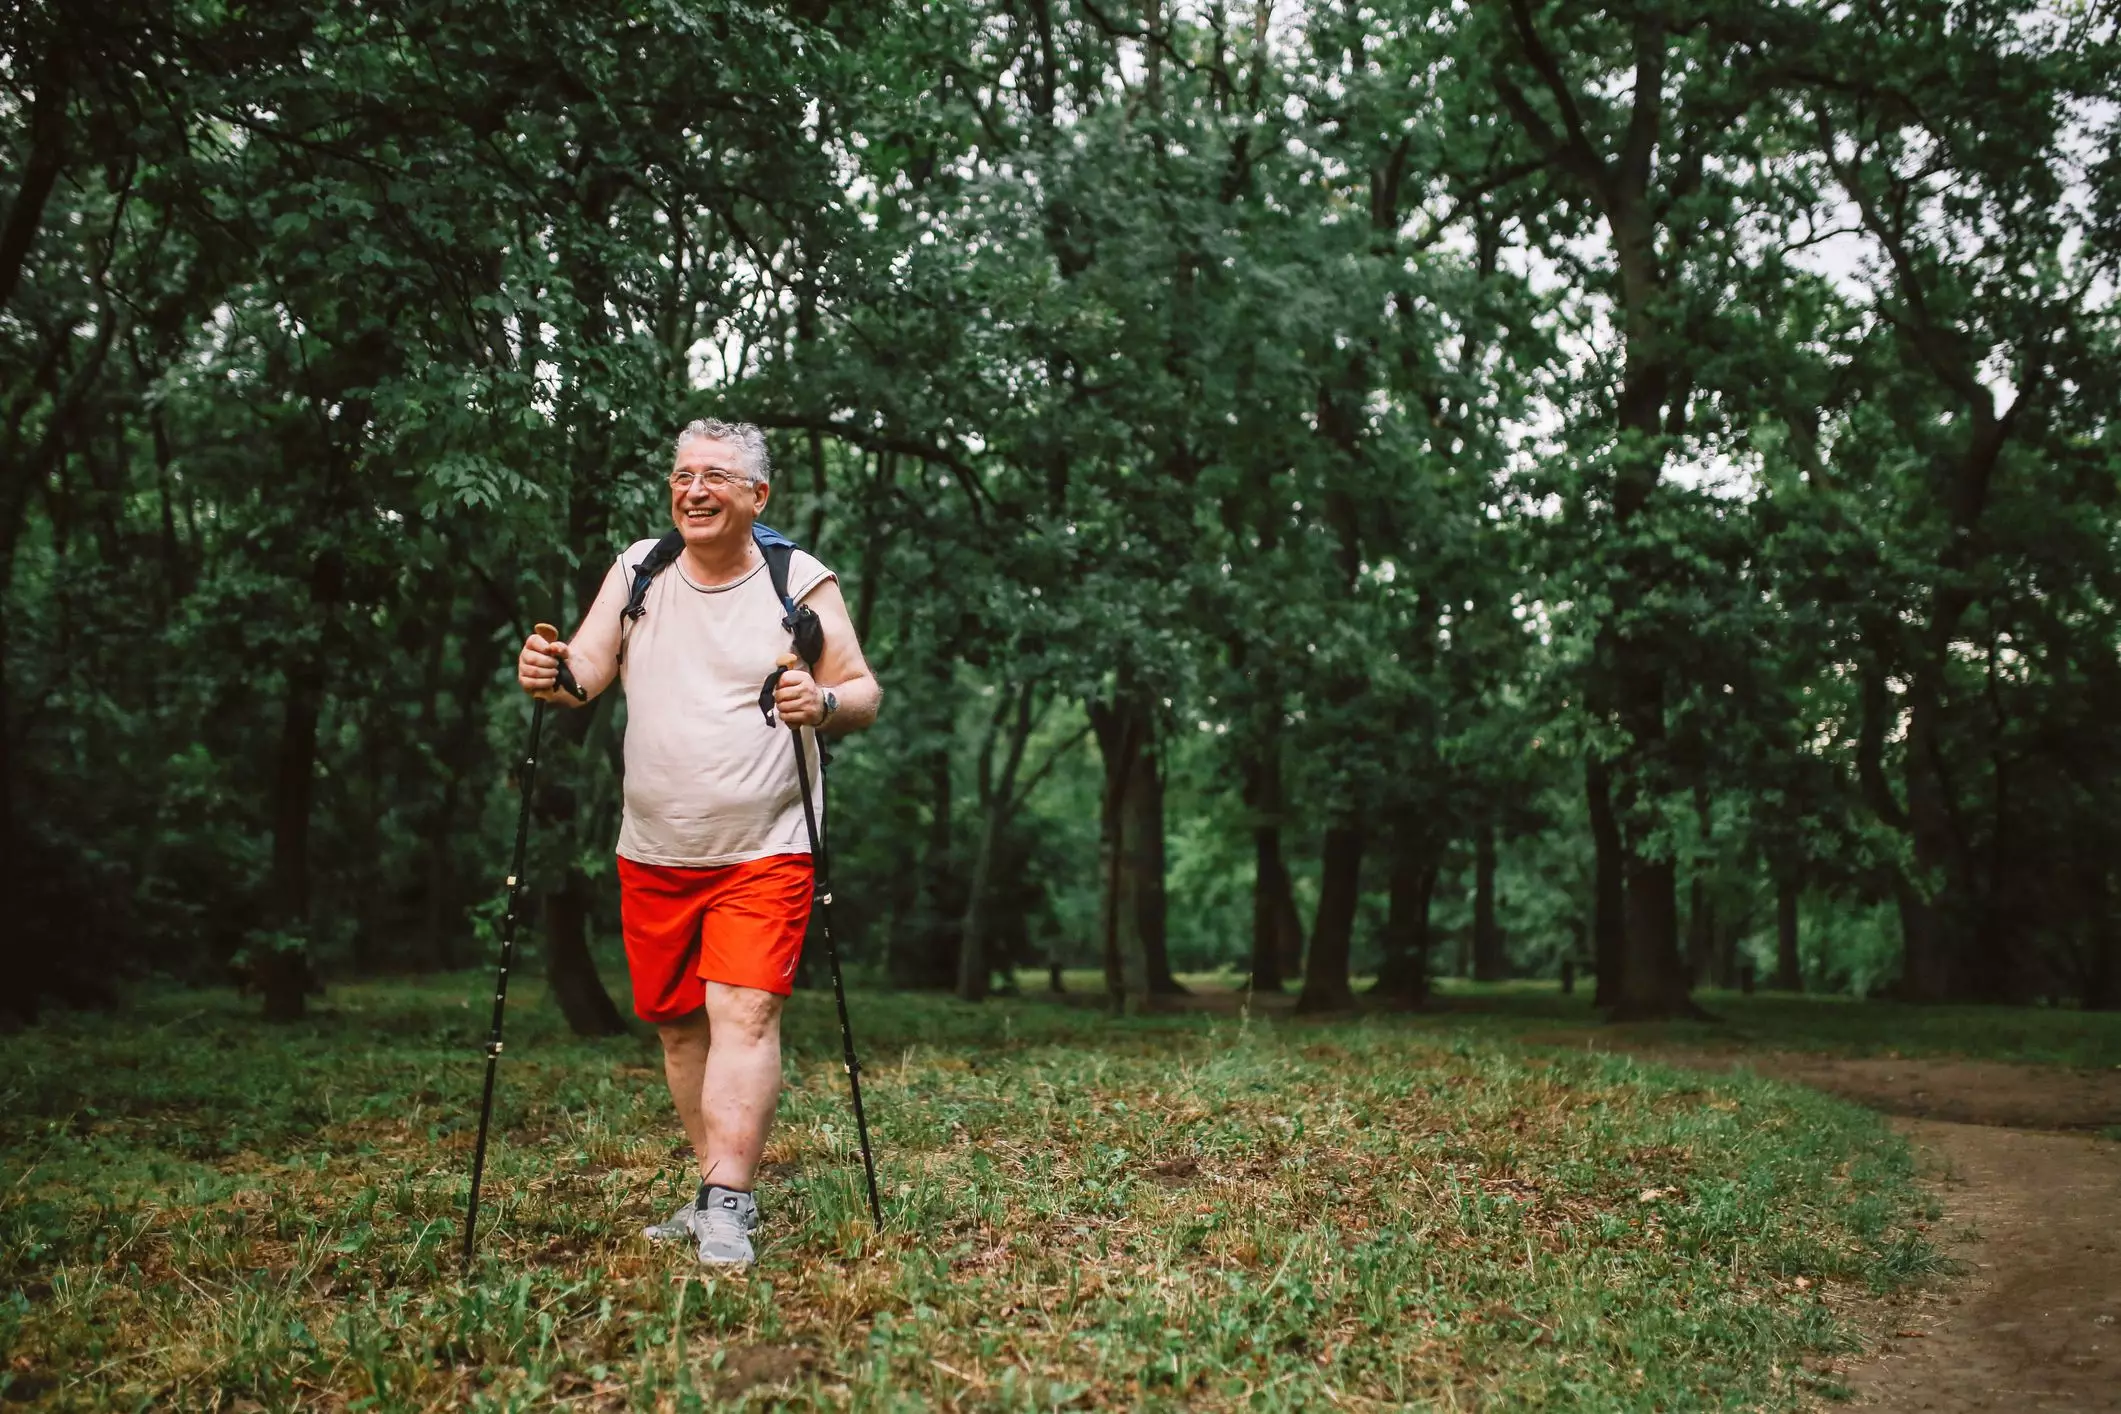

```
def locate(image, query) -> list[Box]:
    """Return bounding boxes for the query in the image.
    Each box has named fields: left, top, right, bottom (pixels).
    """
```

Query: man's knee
left=705, top=984, right=782, bottom=1047
left=657, top=1011, right=711, bottom=1058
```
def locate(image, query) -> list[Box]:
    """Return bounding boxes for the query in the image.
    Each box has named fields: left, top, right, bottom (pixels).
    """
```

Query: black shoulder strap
left=622, top=530, right=685, bottom=622
left=752, top=522, right=826, bottom=666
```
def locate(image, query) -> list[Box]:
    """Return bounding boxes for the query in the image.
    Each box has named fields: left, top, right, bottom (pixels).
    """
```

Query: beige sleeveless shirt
left=605, top=538, right=832, bottom=868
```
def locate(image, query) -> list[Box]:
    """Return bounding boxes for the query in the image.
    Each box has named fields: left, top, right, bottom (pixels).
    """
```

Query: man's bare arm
left=516, top=558, right=628, bottom=704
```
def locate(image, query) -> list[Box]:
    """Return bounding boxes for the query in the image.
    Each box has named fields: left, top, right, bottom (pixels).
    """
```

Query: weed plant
left=2, top=978, right=1940, bottom=1410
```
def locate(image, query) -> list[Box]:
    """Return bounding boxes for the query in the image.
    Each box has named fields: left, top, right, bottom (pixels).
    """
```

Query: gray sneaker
left=693, top=1185, right=759, bottom=1269
left=642, top=1196, right=695, bottom=1244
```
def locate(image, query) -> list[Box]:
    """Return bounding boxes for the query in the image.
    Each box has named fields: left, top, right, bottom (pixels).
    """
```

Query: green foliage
left=2, top=0, right=2117, bottom=1016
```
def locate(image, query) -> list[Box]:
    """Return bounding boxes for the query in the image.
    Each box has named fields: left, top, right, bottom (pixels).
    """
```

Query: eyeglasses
left=669, top=468, right=751, bottom=492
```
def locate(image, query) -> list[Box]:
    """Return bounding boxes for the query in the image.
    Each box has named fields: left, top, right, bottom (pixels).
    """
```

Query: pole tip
left=535, top=621, right=560, bottom=642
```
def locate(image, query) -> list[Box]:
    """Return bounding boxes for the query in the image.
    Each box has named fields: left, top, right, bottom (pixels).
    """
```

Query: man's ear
left=752, top=479, right=772, bottom=515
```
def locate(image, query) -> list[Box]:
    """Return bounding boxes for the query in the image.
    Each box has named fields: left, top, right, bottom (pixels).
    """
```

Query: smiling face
left=669, top=435, right=769, bottom=555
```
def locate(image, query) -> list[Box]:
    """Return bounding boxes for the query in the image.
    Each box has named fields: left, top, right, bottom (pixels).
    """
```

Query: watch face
left=823, top=690, right=838, bottom=717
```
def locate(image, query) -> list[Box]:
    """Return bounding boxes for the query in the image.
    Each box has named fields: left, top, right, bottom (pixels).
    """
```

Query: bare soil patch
left=1742, top=1055, right=2121, bottom=1133
left=1837, top=1120, right=2121, bottom=1412
left=715, top=1343, right=813, bottom=1397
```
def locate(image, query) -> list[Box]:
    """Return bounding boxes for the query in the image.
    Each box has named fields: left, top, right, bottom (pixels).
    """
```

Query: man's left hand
left=774, top=667, right=826, bottom=727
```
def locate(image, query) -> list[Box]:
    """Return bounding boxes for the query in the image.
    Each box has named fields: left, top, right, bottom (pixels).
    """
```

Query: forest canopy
left=4, top=0, right=2117, bottom=1024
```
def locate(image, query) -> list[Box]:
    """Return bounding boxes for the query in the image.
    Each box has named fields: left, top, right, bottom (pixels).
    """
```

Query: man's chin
left=677, top=516, right=736, bottom=548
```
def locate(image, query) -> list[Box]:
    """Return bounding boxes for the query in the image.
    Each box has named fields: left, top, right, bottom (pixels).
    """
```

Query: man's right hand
left=518, top=630, right=571, bottom=700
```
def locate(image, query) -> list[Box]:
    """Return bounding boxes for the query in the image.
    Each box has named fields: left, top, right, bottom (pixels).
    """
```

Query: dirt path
left=1504, top=1033, right=2121, bottom=1408
left=1838, top=1118, right=2121, bottom=1411
left=1620, top=1050, right=2121, bottom=1410
left=1647, top=1051, right=2121, bottom=1133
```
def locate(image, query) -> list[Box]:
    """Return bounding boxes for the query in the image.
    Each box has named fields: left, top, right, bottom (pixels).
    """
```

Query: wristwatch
left=820, top=688, right=839, bottom=724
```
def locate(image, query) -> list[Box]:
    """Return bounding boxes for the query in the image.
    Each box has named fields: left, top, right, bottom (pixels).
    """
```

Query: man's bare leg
left=656, top=1011, right=713, bottom=1164
left=698, top=981, right=784, bottom=1190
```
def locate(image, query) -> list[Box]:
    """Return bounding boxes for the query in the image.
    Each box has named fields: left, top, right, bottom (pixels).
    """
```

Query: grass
left=1413, top=979, right=2121, bottom=1070
left=2, top=972, right=1947, bottom=1411
left=1073, top=970, right=2121, bottom=1070
left=1416, top=983, right=2121, bottom=1072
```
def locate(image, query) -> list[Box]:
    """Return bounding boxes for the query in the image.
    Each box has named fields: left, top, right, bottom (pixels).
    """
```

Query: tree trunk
left=423, top=619, right=504, bottom=969
left=959, top=685, right=1037, bottom=1002
left=1586, top=758, right=1625, bottom=1006
left=2088, top=935, right=2120, bottom=1011
left=1605, top=596, right=1696, bottom=1021
left=1889, top=873, right=1943, bottom=997
left=1471, top=823, right=1502, bottom=981
left=534, top=833, right=628, bottom=1037
left=1091, top=689, right=1157, bottom=1013
left=1239, top=703, right=1303, bottom=991
left=1609, top=824, right=1694, bottom=1018
left=1374, top=825, right=1434, bottom=1006
left=260, top=661, right=324, bottom=1022
left=2085, top=895, right=2119, bottom=1011
left=0, top=50, right=69, bottom=319
left=535, top=690, right=630, bottom=1034
left=1607, top=650, right=1700, bottom=1020
left=1898, top=678, right=1964, bottom=1001
left=1275, top=873, right=1305, bottom=978
left=1250, top=826, right=1302, bottom=993
left=545, top=867, right=626, bottom=1035
left=1296, top=824, right=1364, bottom=1013
left=538, top=872, right=627, bottom=1037
left=1136, top=745, right=1183, bottom=995
left=259, top=549, right=344, bottom=1021
left=1684, top=791, right=1723, bottom=986
left=1686, top=872, right=1714, bottom=986
left=1775, top=876, right=1802, bottom=992
left=894, top=742, right=959, bottom=988
left=956, top=804, right=1000, bottom=1003
left=1245, top=737, right=1288, bottom=990
left=1610, top=851, right=1700, bottom=1020
left=1489, top=17, right=1693, bottom=1018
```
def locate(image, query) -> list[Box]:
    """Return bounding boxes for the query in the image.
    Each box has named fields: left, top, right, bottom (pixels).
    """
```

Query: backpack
left=620, top=521, right=825, bottom=667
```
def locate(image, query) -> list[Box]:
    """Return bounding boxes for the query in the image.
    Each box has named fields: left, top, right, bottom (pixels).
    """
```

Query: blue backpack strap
left=752, top=521, right=800, bottom=620
left=753, top=522, right=826, bottom=667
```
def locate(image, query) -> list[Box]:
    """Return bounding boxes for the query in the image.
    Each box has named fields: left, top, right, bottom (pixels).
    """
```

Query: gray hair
left=673, top=418, right=770, bottom=485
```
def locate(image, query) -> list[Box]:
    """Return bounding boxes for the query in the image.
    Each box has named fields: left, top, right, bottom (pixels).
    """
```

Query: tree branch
left=0, top=53, right=72, bottom=318
left=1502, top=0, right=1612, bottom=202
left=1616, top=16, right=1665, bottom=201
left=1008, top=720, right=1093, bottom=816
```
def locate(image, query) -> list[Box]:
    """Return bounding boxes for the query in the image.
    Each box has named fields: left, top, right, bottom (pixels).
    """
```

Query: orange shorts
left=616, top=853, right=813, bottom=1020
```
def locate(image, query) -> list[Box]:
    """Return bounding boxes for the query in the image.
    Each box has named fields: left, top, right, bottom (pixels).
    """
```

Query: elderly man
left=516, top=418, right=880, bottom=1268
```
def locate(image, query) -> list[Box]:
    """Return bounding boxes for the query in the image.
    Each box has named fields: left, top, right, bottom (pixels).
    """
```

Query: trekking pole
left=461, top=624, right=582, bottom=1276
left=777, top=654, right=884, bottom=1229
